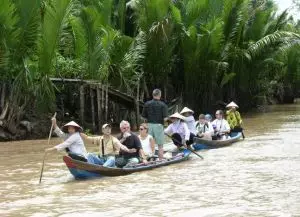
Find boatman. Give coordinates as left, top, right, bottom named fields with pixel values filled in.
left=45, top=118, right=88, bottom=161
left=226, top=101, right=243, bottom=132
left=142, top=89, right=168, bottom=160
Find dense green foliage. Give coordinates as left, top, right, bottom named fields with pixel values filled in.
left=1, top=0, right=300, bottom=118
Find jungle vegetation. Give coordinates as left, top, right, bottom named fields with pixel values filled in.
left=0, top=0, right=300, bottom=136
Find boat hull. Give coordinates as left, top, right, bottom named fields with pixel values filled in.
left=193, top=132, right=242, bottom=150
left=63, top=149, right=191, bottom=179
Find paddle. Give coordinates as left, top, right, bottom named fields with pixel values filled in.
left=164, top=133, right=204, bottom=160
left=39, top=112, right=56, bottom=184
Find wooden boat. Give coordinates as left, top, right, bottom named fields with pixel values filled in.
left=193, top=132, right=242, bottom=150
left=63, top=149, right=191, bottom=179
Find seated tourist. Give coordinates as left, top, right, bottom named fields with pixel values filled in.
left=80, top=123, right=136, bottom=167
left=180, top=107, right=196, bottom=135
left=45, top=118, right=88, bottom=161
left=226, top=101, right=243, bottom=132
left=138, top=123, right=156, bottom=160
left=164, top=112, right=195, bottom=149
left=118, top=120, right=147, bottom=166
left=211, top=110, right=230, bottom=140
left=195, top=114, right=214, bottom=140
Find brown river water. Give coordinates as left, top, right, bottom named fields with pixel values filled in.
left=1, top=104, right=300, bottom=217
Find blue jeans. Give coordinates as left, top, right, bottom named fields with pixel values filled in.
left=87, top=153, right=116, bottom=167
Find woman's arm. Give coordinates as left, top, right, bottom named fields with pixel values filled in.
left=45, top=134, right=77, bottom=153
left=164, top=124, right=173, bottom=135
left=183, top=123, right=190, bottom=141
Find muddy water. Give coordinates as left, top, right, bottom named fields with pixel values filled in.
left=1, top=104, right=300, bottom=217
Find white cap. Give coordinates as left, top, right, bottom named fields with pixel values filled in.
left=102, top=123, right=111, bottom=129
left=169, top=112, right=186, bottom=120
left=226, top=101, right=239, bottom=108
left=180, top=107, right=194, bottom=114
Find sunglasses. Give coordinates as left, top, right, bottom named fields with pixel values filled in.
left=139, top=128, right=145, bottom=130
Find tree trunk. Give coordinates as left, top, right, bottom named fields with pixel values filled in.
left=90, top=87, right=96, bottom=132
left=105, top=84, right=108, bottom=123
left=80, top=85, right=85, bottom=126
left=0, top=83, right=7, bottom=112
left=97, top=84, right=102, bottom=130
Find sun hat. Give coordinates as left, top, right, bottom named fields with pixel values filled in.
left=169, top=112, right=186, bottom=120
left=226, top=101, right=239, bottom=108
left=205, top=114, right=212, bottom=121
left=180, top=107, right=194, bottom=114
left=102, top=123, right=112, bottom=129
left=62, top=121, right=83, bottom=132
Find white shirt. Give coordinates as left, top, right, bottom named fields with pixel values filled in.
left=211, top=119, right=230, bottom=133
left=184, top=115, right=196, bottom=135
left=164, top=121, right=190, bottom=142
left=54, top=127, right=88, bottom=158
left=195, top=121, right=214, bottom=135
left=138, top=134, right=153, bottom=156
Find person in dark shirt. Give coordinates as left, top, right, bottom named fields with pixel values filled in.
left=118, top=120, right=147, bottom=166
left=142, top=89, right=168, bottom=160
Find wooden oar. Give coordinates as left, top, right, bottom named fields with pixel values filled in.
left=39, top=112, right=56, bottom=184
left=164, top=133, right=204, bottom=160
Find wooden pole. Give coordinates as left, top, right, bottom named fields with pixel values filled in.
left=90, top=87, right=96, bottom=132
left=97, top=84, right=102, bottom=130
left=79, top=85, right=85, bottom=126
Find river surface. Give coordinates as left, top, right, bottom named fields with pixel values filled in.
left=1, top=104, right=300, bottom=217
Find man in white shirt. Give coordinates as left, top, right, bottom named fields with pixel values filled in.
left=211, top=110, right=230, bottom=140
left=45, top=118, right=88, bottom=160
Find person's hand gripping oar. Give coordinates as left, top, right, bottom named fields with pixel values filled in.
left=164, top=133, right=204, bottom=160
left=39, top=112, right=57, bottom=184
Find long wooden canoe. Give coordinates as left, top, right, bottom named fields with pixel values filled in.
left=63, top=149, right=191, bottom=179
left=193, top=132, right=242, bottom=150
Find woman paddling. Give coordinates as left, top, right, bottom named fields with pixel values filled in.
left=164, top=112, right=195, bottom=149
left=45, top=118, right=88, bottom=160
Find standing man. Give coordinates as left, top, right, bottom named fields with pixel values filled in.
left=142, top=89, right=168, bottom=160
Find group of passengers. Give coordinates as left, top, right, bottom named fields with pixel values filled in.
left=164, top=101, right=243, bottom=149
left=45, top=88, right=243, bottom=168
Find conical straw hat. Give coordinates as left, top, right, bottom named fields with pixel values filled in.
left=62, top=121, right=83, bottom=132
left=180, top=107, right=194, bottom=114
left=226, top=101, right=239, bottom=108
left=169, top=112, right=186, bottom=120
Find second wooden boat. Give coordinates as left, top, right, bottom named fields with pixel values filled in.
left=193, top=132, right=242, bottom=150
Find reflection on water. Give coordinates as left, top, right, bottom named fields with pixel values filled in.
left=1, top=104, right=300, bottom=217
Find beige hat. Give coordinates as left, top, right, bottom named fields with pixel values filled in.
left=102, top=123, right=111, bottom=129
left=226, top=101, right=239, bottom=108
left=180, top=107, right=194, bottom=114
left=62, top=121, right=83, bottom=132
left=169, top=112, right=186, bottom=120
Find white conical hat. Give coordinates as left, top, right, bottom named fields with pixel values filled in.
left=169, top=112, right=186, bottom=120
left=62, top=121, right=83, bottom=132
left=226, top=101, right=239, bottom=108
left=180, top=107, right=194, bottom=114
